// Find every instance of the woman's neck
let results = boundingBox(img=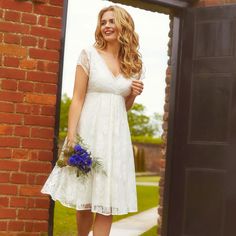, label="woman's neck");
[105,42,120,58]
